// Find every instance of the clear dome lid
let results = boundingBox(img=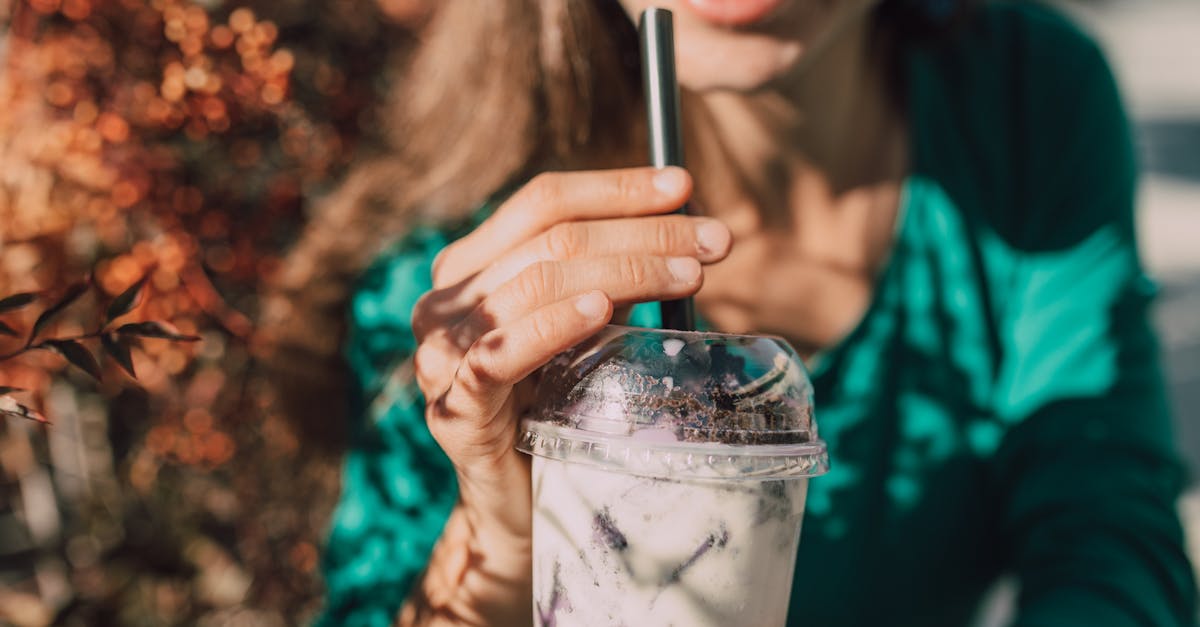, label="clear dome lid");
[517,325,829,480]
